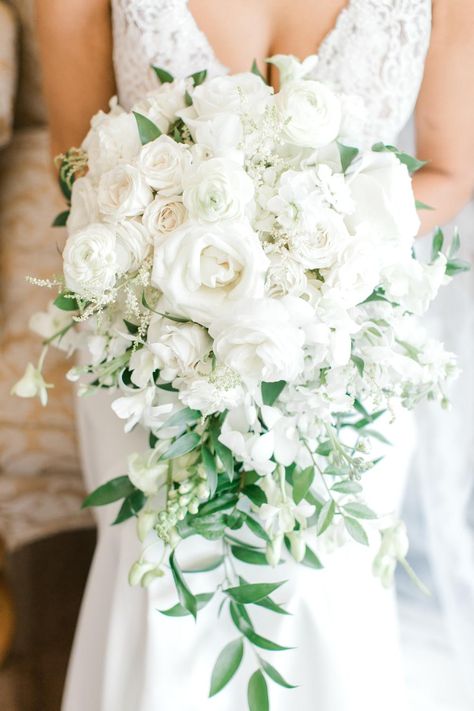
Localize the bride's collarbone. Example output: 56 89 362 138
187 0 351 77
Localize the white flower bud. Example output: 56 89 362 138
287 531 306 563
188 500 199 515
266 534 283 567
128 560 156 587
141 567 165 588
136 510 156 542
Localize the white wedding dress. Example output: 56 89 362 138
62 2 433 710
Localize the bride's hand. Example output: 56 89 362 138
36 0 116 160
414 0 474 234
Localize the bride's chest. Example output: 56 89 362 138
111 0 432 145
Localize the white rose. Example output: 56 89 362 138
115 220 151 273
82 100 141 176
184 113 243 160
209 298 305 382
151 220 269 326
67 176 100 234
143 195 187 236
265 253 308 298
132 79 189 131
381 254 448 315
97 164 153 220
146 316 212 381
63 223 118 297
345 151 420 246
137 135 191 194
183 158 254 222
323 235 381 307
277 80 341 148
192 73 272 117
288 209 350 270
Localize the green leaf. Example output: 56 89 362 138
242 484 267 507
133 111 162 145
292 466 314 505
446 259 470 276
415 199 434 211
52 210 70 227
190 69 207 86
157 382 179 392
123 319 139 334
198 491 238 516
54 293 79 311
259 657 297 689
248 670 269 711
301 545 323 570
182 556 224 574
448 229 461 259
201 446 218 498
112 489 146 524
229 601 254 633
161 407 201 430
152 66 174 83
231 545 269 566
185 90 193 107
213 437 234 481
142 290 190 322
337 141 359 172
330 480 363 495
209 638 244 697
431 227 444 261
316 500 336 536
224 581 285 605
344 516 369 545
244 630 292 652
191 513 227 540
343 502 377 519
351 355 365 377
149 431 158 449
251 59 267 83
315 440 332 456
161 431 201 460
254 596 290 616
169 550 197 619
159 592 213 617
82 476 134 508
261 380 286 406
353 408 385 430
371 142 427 172
244 514 270 543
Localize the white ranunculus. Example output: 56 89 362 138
183 158 254 222
146 316 212 381
82 99 142 176
63 223 118 297
137 135 192 194
345 151 420 246
97 165 153 220
143 196 187 236
277 79 341 148
381 254 448 315
268 54 319 85
115 220 151 273
288 208 350 270
323 234 381 308
192 73 272 117
67 176 100 234
151 220 269 326
209 298 305 382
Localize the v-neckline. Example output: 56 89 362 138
184 0 356 77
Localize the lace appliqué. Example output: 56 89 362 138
111 0 431 147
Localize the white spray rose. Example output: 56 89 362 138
82 100 141 176
63 223 118 297
288 208 350 270
183 113 243 160
151 220 269 326
146 316 212 382
265 253 307 298
192 73 272 117
323 235 382 308
381 254 448 315
143 196 187 236
115 220 151 273
209 298 305 382
67 176 100 234
137 135 192 194
345 150 420 246
183 158 254 222
97 165 153 220
277 79 341 148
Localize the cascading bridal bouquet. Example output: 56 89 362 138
13 55 468 709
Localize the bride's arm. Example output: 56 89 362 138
413 0 474 235
36 0 116 158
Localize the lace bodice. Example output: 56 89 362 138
111 0 432 147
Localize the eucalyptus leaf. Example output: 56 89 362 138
161 431 200 460
209 638 244 697
261 380 286 406
170 550 197 619
343 502 377 519
159 592 213 617
224 581 285 604
82 476 134 508
344 516 369 545
161 407 201 430
315 440 332 456
330 480 363 495
248 670 269 711
152 66 174 83
133 111 162 144
316 499 336 536
292 466 314 505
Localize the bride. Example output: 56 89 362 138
35 1 474 710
